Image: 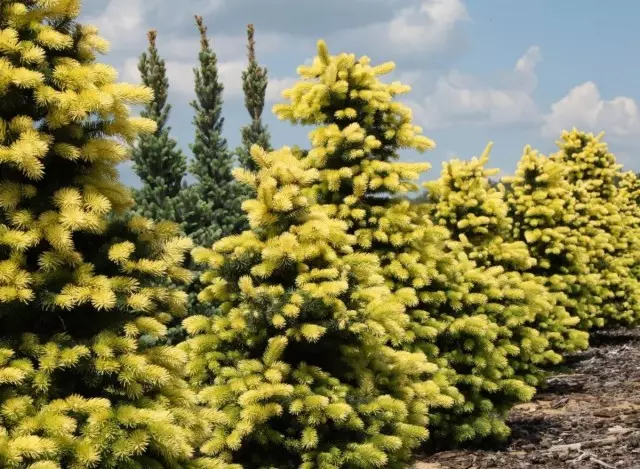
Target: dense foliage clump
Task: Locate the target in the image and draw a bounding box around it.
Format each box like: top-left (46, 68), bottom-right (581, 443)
top-left (271, 41), bottom-right (561, 444)
top-left (182, 142), bottom-right (445, 468)
top-left (506, 146), bottom-right (594, 346)
top-left (0, 1), bottom-right (211, 466)
top-left (550, 130), bottom-right (640, 327)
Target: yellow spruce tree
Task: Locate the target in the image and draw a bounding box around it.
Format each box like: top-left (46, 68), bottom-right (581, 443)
top-left (0, 2), bottom-right (217, 467)
top-left (618, 171), bottom-right (640, 281)
top-left (422, 149), bottom-right (577, 400)
top-left (182, 144), bottom-right (445, 468)
top-left (551, 130), bottom-right (640, 327)
top-left (505, 146), bottom-right (600, 337)
top-left (423, 147), bottom-right (532, 271)
top-left (271, 40), bottom-right (541, 444)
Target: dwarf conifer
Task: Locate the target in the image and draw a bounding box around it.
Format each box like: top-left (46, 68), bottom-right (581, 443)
top-left (182, 143), bottom-right (445, 468)
top-left (506, 146), bottom-right (598, 341)
top-left (423, 148), bottom-right (533, 271)
top-left (271, 41), bottom-right (546, 444)
top-left (421, 149), bottom-right (574, 432)
top-left (550, 130), bottom-right (640, 326)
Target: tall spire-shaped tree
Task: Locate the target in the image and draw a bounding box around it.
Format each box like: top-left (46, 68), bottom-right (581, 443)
top-left (180, 15), bottom-right (245, 249)
top-left (236, 24), bottom-right (272, 173)
top-left (0, 1), bottom-right (215, 466)
top-left (131, 29), bottom-right (187, 222)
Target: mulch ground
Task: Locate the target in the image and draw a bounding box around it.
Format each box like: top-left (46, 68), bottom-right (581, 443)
top-left (416, 328), bottom-right (640, 469)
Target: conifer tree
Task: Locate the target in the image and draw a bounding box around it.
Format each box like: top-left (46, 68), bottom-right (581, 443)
top-left (236, 24), bottom-right (272, 173)
top-left (0, 2), bottom-right (216, 466)
top-left (131, 29), bottom-right (187, 222)
top-left (618, 171), bottom-right (640, 280)
top-left (421, 148), bottom-right (582, 427)
top-left (180, 16), bottom-right (245, 249)
top-left (423, 148), bottom-right (533, 271)
top-left (550, 130), bottom-right (640, 326)
top-left (183, 144), bottom-right (447, 468)
top-left (505, 147), bottom-right (594, 346)
top-left (271, 41), bottom-right (545, 444)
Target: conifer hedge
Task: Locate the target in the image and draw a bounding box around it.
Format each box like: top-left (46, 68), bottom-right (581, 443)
top-left (424, 150), bottom-right (587, 383)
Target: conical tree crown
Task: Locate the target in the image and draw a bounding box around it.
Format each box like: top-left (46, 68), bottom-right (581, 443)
top-left (237, 24), bottom-right (271, 173)
top-left (183, 140), bottom-right (445, 468)
top-left (554, 129), bottom-right (620, 200)
top-left (271, 41), bottom-right (556, 445)
top-left (506, 146), bottom-right (597, 278)
top-left (0, 2), bottom-right (211, 466)
top-left (551, 129), bottom-right (640, 326)
top-left (131, 29), bottom-right (187, 222)
top-left (274, 42), bottom-right (433, 208)
top-left (505, 146), bottom-right (591, 349)
top-left (181, 16), bottom-right (245, 248)
top-left (551, 130), bottom-right (627, 255)
top-left (423, 146), bottom-right (533, 271)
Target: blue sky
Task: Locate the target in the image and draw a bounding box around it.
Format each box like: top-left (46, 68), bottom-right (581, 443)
top-left (81, 0), bottom-right (640, 187)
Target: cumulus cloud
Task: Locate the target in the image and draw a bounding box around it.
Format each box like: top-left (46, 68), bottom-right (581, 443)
top-left (83, 0), bottom-right (146, 52)
top-left (83, 0), bottom-right (260, 59)
top-left (85, 0), bottom-right (472, 112)
top-left (411, 45), bottom-right (542, 129)
top-left (387, 0), bottom-right (468, 52)
top-left (187, 0), bottom-right (400, 37)
top-left (326, 0), bottom-right (468, 59)
top-left (265, 77), bottom-right (298, 103)
top-left (541, 81), bottom-right (640, 143)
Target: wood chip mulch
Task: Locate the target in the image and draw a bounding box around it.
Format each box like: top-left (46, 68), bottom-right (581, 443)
top-left (416, 328), bottom-right (640, 469)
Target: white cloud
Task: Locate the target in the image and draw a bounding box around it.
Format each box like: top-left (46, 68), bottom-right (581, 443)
top-left (327, 0), bottom-right (468, 58)
top-left (83, 0), bottom-right (236, 55)
top-left (265, 77), bottom-right (298, 103)
top-left (121, 57), bottom-right (140, 84)
top-left (84, 0), bottom-right (146, 50)
top-left (218, 60), bottom-right (247, 98)
top-left (387, 0), bottom-right (468, 52)
top-left (541, 81), bottom-right (640, 143)
top-left (158, 31), bottom-right (286, 63)
top-left (412, 45), bottom-right (542, 129)
top-left (512, 45), bottom-right (541, 93)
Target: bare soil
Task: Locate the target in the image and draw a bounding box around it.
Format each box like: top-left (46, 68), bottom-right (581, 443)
top-left (417, 329), bottom-right (640, 469)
